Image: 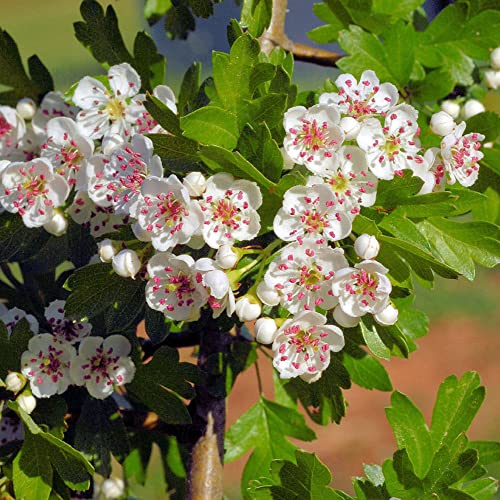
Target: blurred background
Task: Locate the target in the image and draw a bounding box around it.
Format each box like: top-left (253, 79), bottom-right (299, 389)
top-left (1, 0), bottom-right (498, 496)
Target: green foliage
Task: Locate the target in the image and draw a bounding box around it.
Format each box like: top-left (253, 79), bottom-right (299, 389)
top-left (0, 318), bottom-right (33, 379)
top-left (0, 28), bottom-right (53, 105)
top-left (241, 0), bottom-right (273, 37)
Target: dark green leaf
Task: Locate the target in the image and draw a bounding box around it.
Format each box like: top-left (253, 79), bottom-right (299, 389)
top-left (178, 62), bottom-right (201, 115)
top-left (0, 318), bottom-right (33, 379)
top-left (144, 93), bottom-right (182, 136)
top-left (144, 0), bottom-right (172, 25)
top-left (149, 133), bottom-right (200, 162)
top-left (133, 31), bottom-right (166, 92)
top-left (164, 4), bottom-right (195, 40)
top-left (466, 112), bottom-right (500, 143)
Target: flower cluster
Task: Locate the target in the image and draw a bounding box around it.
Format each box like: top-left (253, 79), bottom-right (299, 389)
top-left (0, 66), bottom-right (486, 386)
top-left (1, 300), bottom-right (135, 400)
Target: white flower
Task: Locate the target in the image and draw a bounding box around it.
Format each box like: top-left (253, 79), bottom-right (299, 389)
top-left (101, 478), bottom-right (125, 500)
top-left (357, 104), bottom-right (420, 180)
top-left (235, 296), bottom-right (262, 322)
top-left (283, 104), bottom-right (344, 171)
top-left (319, 70), bottom-right (399, 119)
top-left (272, 311), bottom-right (344, 380)
top-left (32, 91), bottom-right (79, 138)
top-left (484, 69), bottom-right (500, 90)
top-left (98, 239), bottom-right (118, 262)
top-left (0, 411), bottom-right (24, 445)
top-left (306, 146), bottom-right (378, 211)
top-left (331, 260), bottom-right (392, 318)
top-left (21, 334), bottom-right (75, 398)
top-left (43, 210), bottom-right (68, 236)
top-left (255, 317), bottom-right (278, 344)
top-left (0, 158), bottom-right (70, 228)
top-left (215, 244), bottom-right (239, 269)
top-left (333, 306), bottom-right (360, 328)
top-left (88, 134), bottom-right (163, 215)
top-left (374, 303), bottom-right (399, 326)
top-left (354, 234), bottom-right (380, 260)
top-left (430, 111), bottom-right (456, 137)
top-left (68, 191), bottom-right (131, 237)
top-left (199, 173), bottom-right (262, 249)
top-left (17, 393), bottom-right (37, 414)
top-left (112, 249), bottom-right (142, 279)
top-left (183, 171), bottom-right (207, 197)
top-left (462, 99), bottom-right (485, 120)
top-left (5, 372), bottom-right (25, 393)
top-left (40, 117), bottom-right (94, 190)
top-left (70, 335), bottom-right (136, 400)
top-left (339, 116), bottom-right (361, 140)
top-left (440, 100), bottom-right (461, 119)
top-left (0, 105), bottom-right (26, 157)
top-left (408, 148), bottom-right (442, 194)
top-left (491, 47), bottom-right (500, 70)
top-left (273, 184), bottom-right (353, 244)
top-left (131, 174), bottom-right (203, 251)
top-left (16, 98), bottom-right (37, 120)
top-left (194, 258), bottom-right (235, 318)
top-left (263, 241), bottom-right (348, 314)
top-left (146, 253), bottom-right (208, 321)
top-left (45, 299), bottom-right (92, 344)
top-left (133, 84), bottom-right (178, 135)
top-left (256, 280), bottom-right (281, 306)
top-left (74, 63), bottom-right (143, 140)
top-left (440, 122), bottom-right (484, 187)
top-left (0, 305), bottom-right (39, 334)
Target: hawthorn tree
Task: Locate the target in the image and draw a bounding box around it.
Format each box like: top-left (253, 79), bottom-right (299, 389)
top-left (0, 0), bottom-right (499, 498)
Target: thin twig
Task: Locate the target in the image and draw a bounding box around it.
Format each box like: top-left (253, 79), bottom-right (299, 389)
top-left (260, 0), bottom-right (343, 67)
top-left (255, 359), bottom-right (263, 395)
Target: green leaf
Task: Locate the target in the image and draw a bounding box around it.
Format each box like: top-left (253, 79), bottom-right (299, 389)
top-left (308, 2), bottom-right (350, 44)
top-left (466, 112), bottom-right (500, 143)
top-left (133, 31), bottom-right (166, 91)
top-left (244, 93), bottom-right (288, 130)
top-left (412, 67), bottom-right (455, 101)
top-left (417, 218), bottom-right (500, 280)
top-left (144, 93), bottom-right (182, 136)
top-left (144, 305), bottom-right (170, 344)
top-left (128, 347), bottom-right (199, 424)
top-left (225, 397), bottom-right (316, 492)
top-left (481, 147), bottom-right (500, 177)
top-left (342, 344), bottom-right (393, 392)
top-left (240, 0), bottom-right (272, 37)
top-left (360, 320), bottom-right (391, 360)
top-left (431, 372), bottom-right (485, 452)
top-left (74, 397), bottom-right (130, 477)
top-left (148, 133), bottom-right (200, 162)
top-left (238, 124), bottom-right (284, 183)
top-left (385, 391), bottom-right (434, 479)
top-left (372, 0), bottom-right (424, 20)
top-left (363, 463), bottom-right (385, 487)
top-left (31, 397), bottom-right (67, 439)
top-left (375, 171), bottom-right (423, 207)
top-left (382, 451), bottom-right (423, 498)
top-left (460, 477), bottom-right (499, 499)
top-left (470, 441), bottom-right (500, 466)
top-left (251, 450), bottom-right (338, 499)
top-left (65, 263), bottom-right (145, 331)
top-left (382, 21), bottom-right (416, 87)
top-left (178, 62), bottom-right (201, 114)
top-left (164, 4), bottom-right (195, 40)
top-left (199, 145), bottom-right (277, 190)
top-left (127, 443), bottom-right (168, 499)
top-left (181, 106), bottom-right (239, 149)
top-left (0, 318), bottom-right (33, 379)
top-left (144, 0), bottom-right (172, 25)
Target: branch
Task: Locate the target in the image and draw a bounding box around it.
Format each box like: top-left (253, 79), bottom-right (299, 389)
top-left (260, 0), bottom-right (343, 67)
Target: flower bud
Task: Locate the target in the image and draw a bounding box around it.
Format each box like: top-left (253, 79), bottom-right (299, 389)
top-left (5, 372), bottom-right (25, 393)
top-left (112, 249), bottom-right (141, 279)
top-left (491, 47), bottom-right (500, 70)
top-left (43, 211), bottom-right (68, 236)
top-left (98, 239), bottom-right (118, 263)
top-left (16, 97), bottom-right (37, 120)
top-left (430, 111), bottom-right (456, 136)
top-left (462, 99), bottom-right (485, 120)
top-left (17, 392), bottom-right (37, 414)
top-left (254, 317), bottom-right (278, 344)
top-left (354, 233), bottom-right (380, 260)
top-left (333, 306), bottom-right (360, 328)
top-left (235, 296), bottom-right (262, 322)
top-left (215, 245), bottom-right (239, 269)
top-left (183, 171), bottom-right (207, 197)
top-left (256, 280), bottom-right (280, 306)
top-left (339, 116), bottom-right (361, 140)
top-left (440, 100), bottom-right (461, 119)
top-left (101, 478), bottom-right (125, 500)
top-left (484, 70), bottom-right (500, 90)
top-left (374, 303), bottom-right (399, 326)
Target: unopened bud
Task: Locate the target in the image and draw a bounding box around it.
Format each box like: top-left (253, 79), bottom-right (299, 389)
top-left (430, 111), bottom-right (456, 136)
top-left (17, 392), bottom-right (37, 414)
top-left (256, 281), bottom-right (280, 306)
top-left (183, 172), bottom-right (207, 197)
top-left (440, 100), bottom-right (461, 119)
top-left (43, 211), bottom-right (68, 236)
top-left (235, 296), bottom-right (262, 322)
top-left (339, 116), bottom-right (361, 140)
top-left (374, 303), bottom-right (399, 326)
top-left (463, 99), bottom-right (485, 120)
top-left (5, 372), bottom-right (25, 393)
top-left (354, 233), bottom-right (380, 260)
top-left (215, 245), bottom-right (239, 269)
top-left (254, 317), bottom-right (278, 344)
top-left (112, 249), bottom-right (141, 279)
top-left (333, 306), bottom-right (360, 328)
top-left (491, 47), bottom-right (500, 70)
top-left (484, 70), bottom-right (500, 90)
top-left (98, 239), bottom-right (118, 263)
top-left (16, 98), bottom-right (37, 120)
top-left (101, 478), bottom-right (125, 500)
